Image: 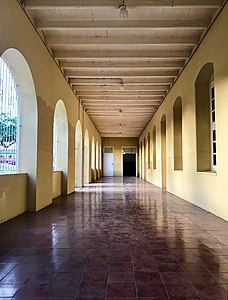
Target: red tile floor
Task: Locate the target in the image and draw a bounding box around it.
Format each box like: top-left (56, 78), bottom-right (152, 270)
top-left (0, 177), bottom-right (228, 299)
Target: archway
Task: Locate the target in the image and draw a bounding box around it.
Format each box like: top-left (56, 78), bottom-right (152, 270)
top-left (153, 126), bottom-right (157, 169)
top-left (75, 120), bottom-right (82, 187)
top-left (53, 100), bottom-right (68, 195)
top-left (96, 141), bottom-right (99, 178)
top-left (84, 129), bottom-right (90, 185)
top-left (144, 137), bottom-right (147, 180)
top-left (141, 141), bottom-right (144, 179)
top-left (1, 48), bottom-right (38, 211)
top-left (99, 144), bottom-right (102, 177)
top-left (173, 97), bottom-right (183, 170)
top-left (161, 115), bottom-right (167, 189)
top-left (91, 137), bottom-right (95, 181)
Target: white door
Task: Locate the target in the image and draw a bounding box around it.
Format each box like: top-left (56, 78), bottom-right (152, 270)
top-left (103, 147), bottom-right (114, 176)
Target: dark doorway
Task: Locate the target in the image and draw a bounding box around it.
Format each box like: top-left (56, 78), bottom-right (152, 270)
top-left (123, 154), bottom-right (136, 176)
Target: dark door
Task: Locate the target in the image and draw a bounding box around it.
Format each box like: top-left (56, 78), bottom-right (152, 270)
top-left (123, 153), bottom-right (136, 176)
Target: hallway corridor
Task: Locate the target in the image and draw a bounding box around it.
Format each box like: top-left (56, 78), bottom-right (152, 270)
top-left (0, 177), bottom-right (228, 299)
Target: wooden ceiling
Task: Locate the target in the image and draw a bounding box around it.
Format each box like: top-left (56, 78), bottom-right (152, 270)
top-left (23, 0), bottom-right (224, 137)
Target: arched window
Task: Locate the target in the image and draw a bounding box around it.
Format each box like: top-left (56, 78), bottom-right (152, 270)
top-left (195, 63), bottom-right (216, 172)
top-left (84, 129), bottom-right (90, 185)
top-left (173, 97), bottom-right (183, 170)
top-left (161, 115), bottom-right (167, 189)
top-left (53, 100), bottom-right (68, 171)
top-left (75, 120), bottom-right (82, 187)
top-left (53, 100), bottom-right (68, 194)
top-left (96, 141), bottom-right (99, 172)
top-left (148, 132), bottom-right (151, 169)
top-left (99, 144), bottom-right (102, 175)
top-left (153, 126), bottom-right (156, 169)
top-left (0, 57), bottom-right (19, 172)
top-left (144, 137), bottom-right (146, 179)
top-left (1, 48), bottom-right (38, 210)
top-left (91, 136), bottom-right (95, 180)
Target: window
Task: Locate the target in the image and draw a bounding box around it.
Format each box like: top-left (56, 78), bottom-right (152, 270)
top-left (195, 63), bottom-right (215, 172)
top-left (210, 81), bottom-right (216, 171)
top-left (173, 97), bottom-right (183, 170)
top-left (0, 57), bottom-right (19, 172)
top-left (153, 126), bottom-right (156, 169)
top-left (53, 115), bottom-right (57, 170)
top-left (53, 100), bottom-right (68, 173)
top-left (148, 132), bottom-right (151, 169)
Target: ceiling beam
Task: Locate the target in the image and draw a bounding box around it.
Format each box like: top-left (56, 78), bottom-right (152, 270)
top-left (36, 19), bottom-right (209, 31)
top-left (54, 50), bottom-right (191, 60)
top-left (64, 69), bottom-right (179, 78)
top-left (60, 60), bottom-right (184, 69)
top-left (73, 85), bottom-right (170, 91)
top-left (70, 78), bottom-right (173, 85)
top-left (82, 100), bottom-right (163, 105)
top-left (47, 36), bottom-right (198, 46)
top-left (81, 95), bottom-right (163, 100)
top-left (77, 91), bottom-right (165, 96)
top-left (25, 0), bottom-right (222, 9)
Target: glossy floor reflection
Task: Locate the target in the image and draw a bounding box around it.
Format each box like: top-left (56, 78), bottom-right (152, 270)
top-left (0, 177), bottom-right (228, 299)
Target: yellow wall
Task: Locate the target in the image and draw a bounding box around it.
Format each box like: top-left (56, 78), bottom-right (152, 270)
top-left (52, 171), bottom-right (62, 199)
top-left (103, 137), bottom-right (138, 176)
top-left (0, 0), bottom-right (101, 217)
top-left (0, 174), bottom-right (27, 224)
top-left (139, 3), bottom-right (228, 221)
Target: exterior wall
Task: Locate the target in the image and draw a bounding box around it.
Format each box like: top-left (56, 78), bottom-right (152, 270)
top-left (0, 0), bottom-right (101, 212)
top-left (139, 3), bottom-right (228, 221)
top-left (0, 173), bottom-right (27, 224)
top-left (102, 137), bottom-right (138, 176)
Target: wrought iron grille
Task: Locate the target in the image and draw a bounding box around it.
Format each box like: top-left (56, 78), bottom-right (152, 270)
top-left (0, 57), bottom-right (19, 172)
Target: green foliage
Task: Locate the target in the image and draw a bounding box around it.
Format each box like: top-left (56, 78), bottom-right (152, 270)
top-left (0, 113), bottom-right (17, 148)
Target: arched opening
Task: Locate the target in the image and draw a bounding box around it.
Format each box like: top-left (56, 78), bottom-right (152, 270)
top-left (75, 120), bottom-right (82, 188)
top-left (84, 129), bottom-right (90, 185)
top-left (1, 48), bottom-right (38, 211)
top-left (53, 100), bottom-right (68, 196)
top-left (99, 144), bottom-right (102, 177)
top-left (195, 62), bottom-right (215, 172)
top-left (144, 137), bottom-right (147, 180)
top-left (141, 141), bottom-right (144, 179)
top-left (139, 143), bottom-right (141, 178)
top-left (153, 126), bottom-right (157, 169)
top-left (96, 141), bottom-right (99, 178)
top-left (173, 97), bottom-right (183, 170)
top-left (91, 136), bottom-right (95, 181)
top-left (148, 132), bottom-right (151, 169)
top-left (161, 115), bottom-right (167, 189)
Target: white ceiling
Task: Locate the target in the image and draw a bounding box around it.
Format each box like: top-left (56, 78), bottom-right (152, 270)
top-left (23, 0), bottom-right (224, 137)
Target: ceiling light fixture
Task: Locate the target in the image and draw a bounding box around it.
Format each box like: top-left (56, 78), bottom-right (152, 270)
top-left (119, 0), bottom-right (128, 19)
top-left (120, 80), bottom-right (124, 90)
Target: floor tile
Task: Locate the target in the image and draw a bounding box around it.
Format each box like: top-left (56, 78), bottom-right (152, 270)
top-left (0, 177), bottom-right (227, 300)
